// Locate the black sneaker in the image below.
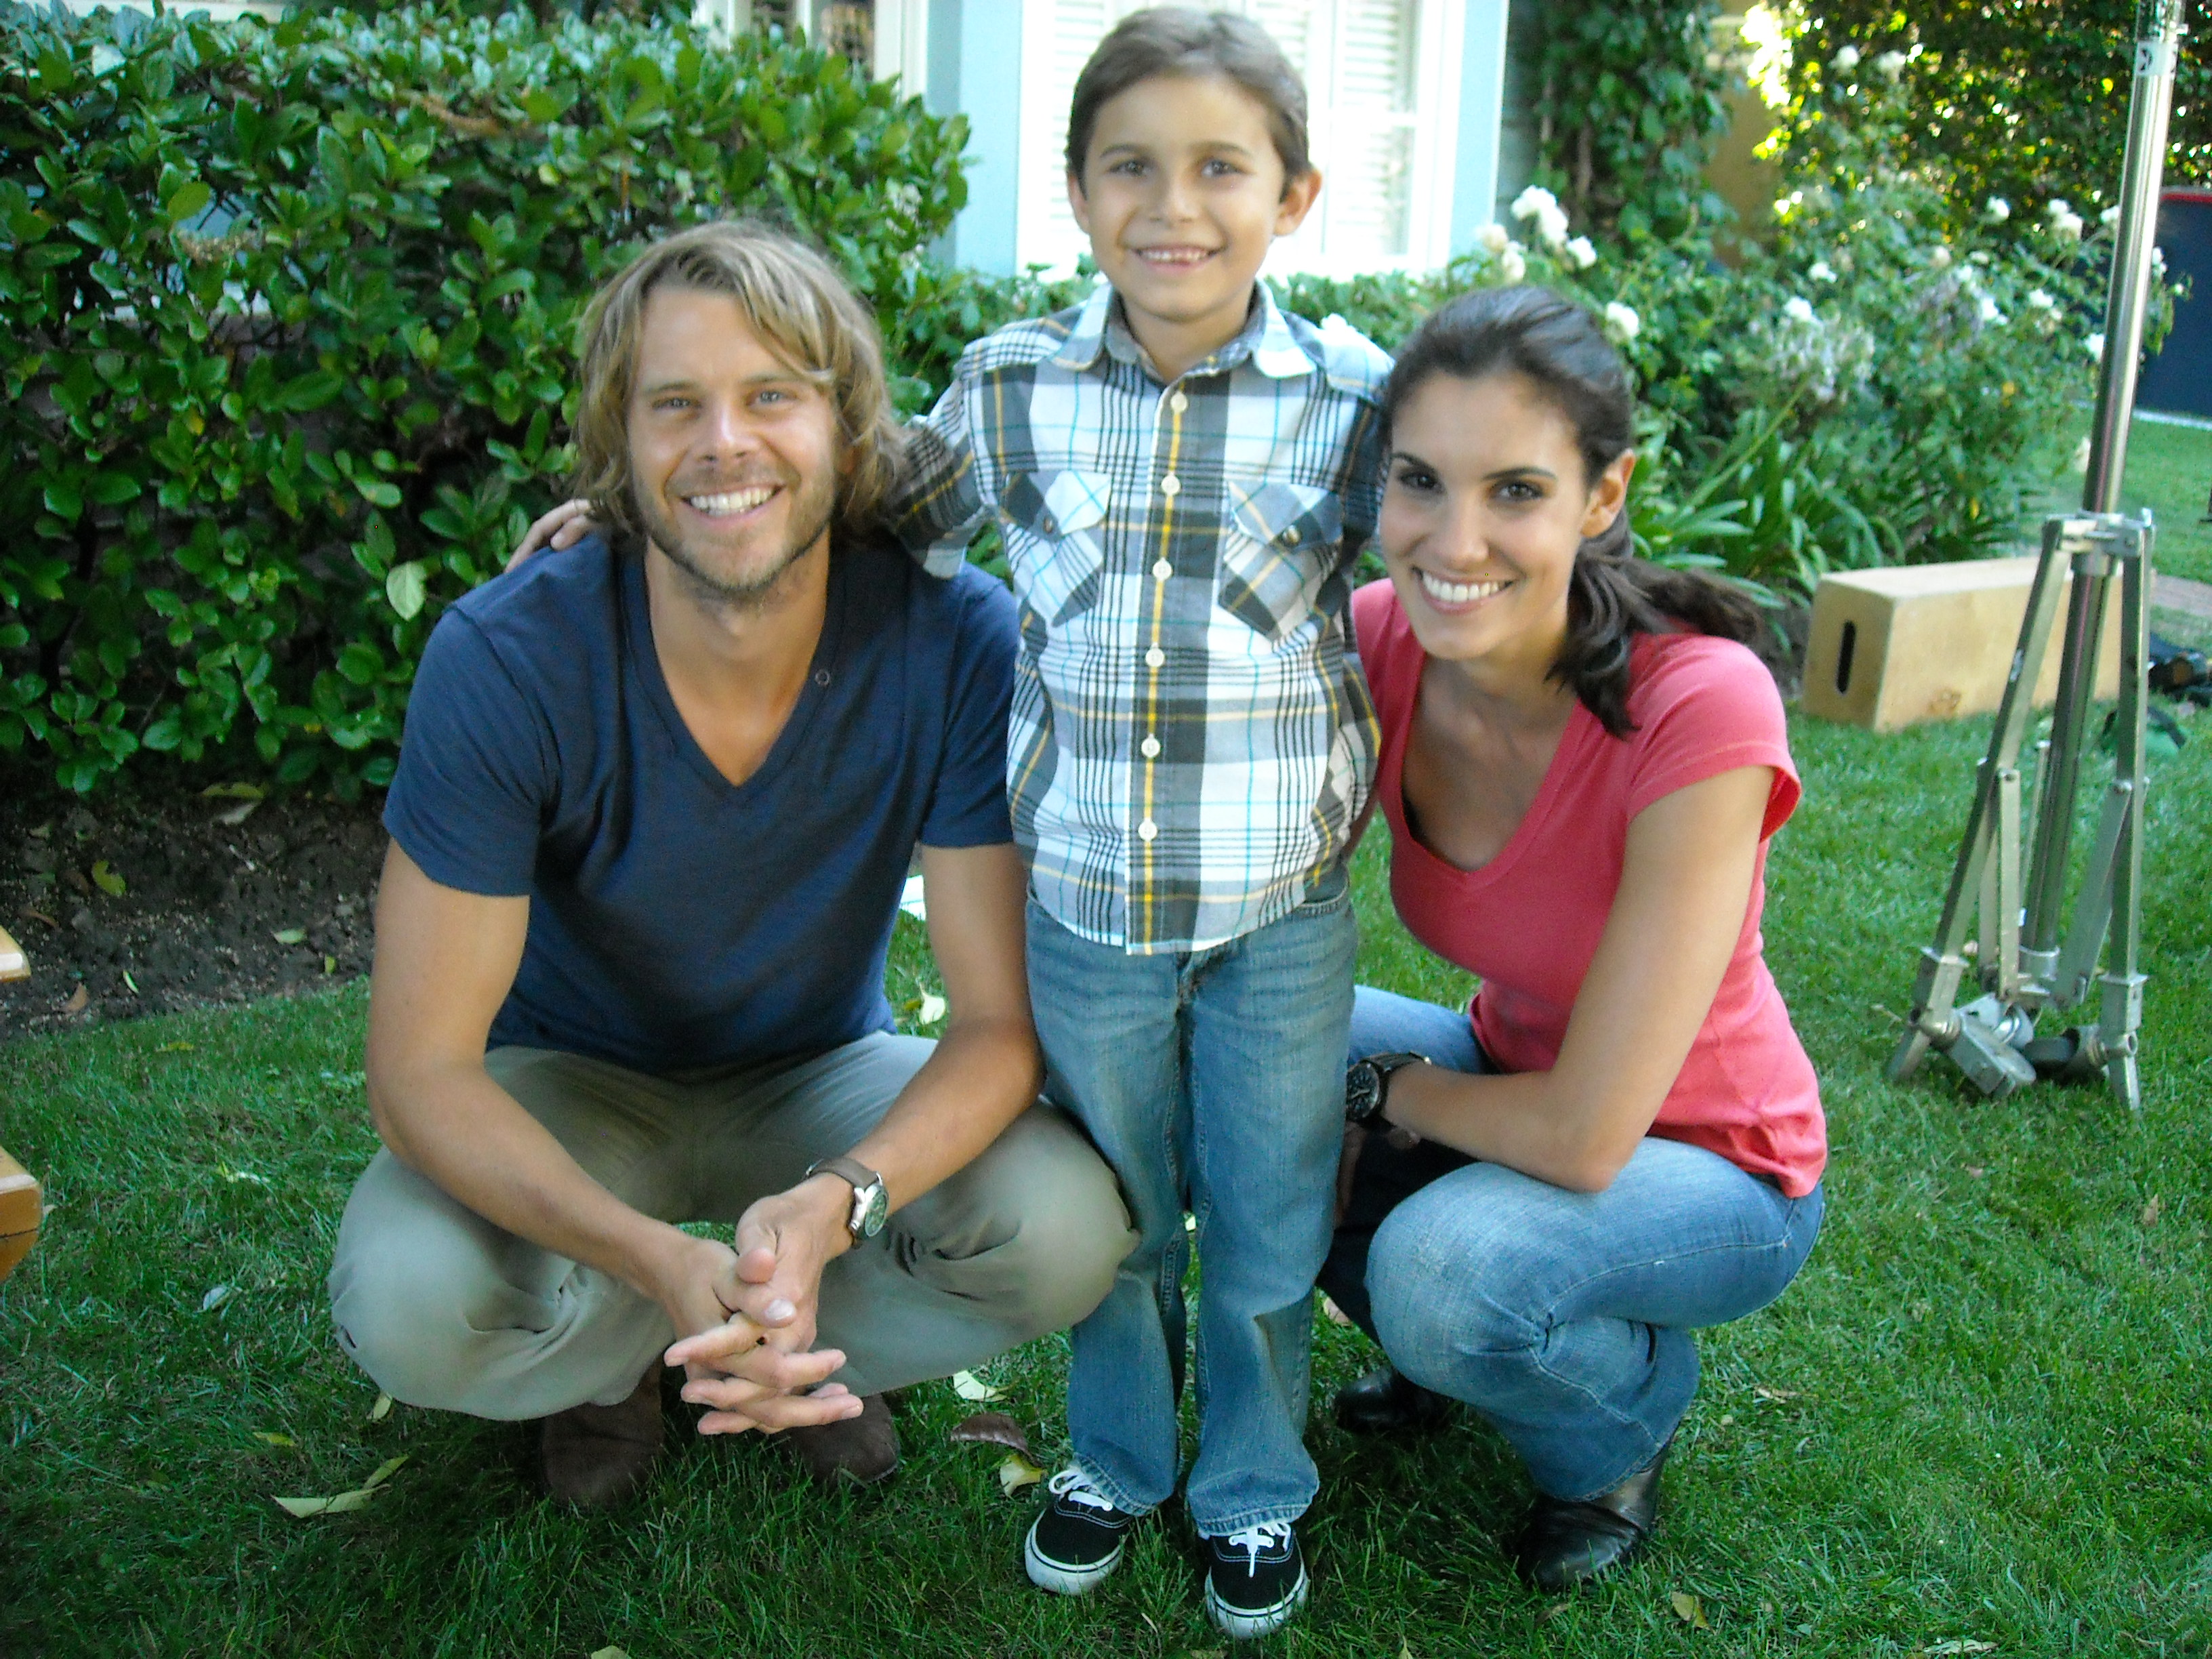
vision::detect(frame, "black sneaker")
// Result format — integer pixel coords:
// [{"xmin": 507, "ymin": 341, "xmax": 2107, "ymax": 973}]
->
[
  {"xmin": 1202, "ymin": 1520, "xmax": 1309, "ymax": 1639},
  {"xmin": 1024, "ymin": 1467, "xmax": 1143, "ymax": 1594}
]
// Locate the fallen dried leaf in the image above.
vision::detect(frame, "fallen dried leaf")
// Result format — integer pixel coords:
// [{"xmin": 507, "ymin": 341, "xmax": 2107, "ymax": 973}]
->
[
  {"xmin": 271, "ymin": 928, "xmax": 307, "ymax": 945},
  {"xmin": 367, "ymin": 1393, "xmax": 394, "ymax": 1423},
  {"xmin": 1717, "ymin": 1414, "xmax": 1735, "ymax": 1427},
  {"xmin": 1753, "ymin": 1385, "xmax": 1804, "ymax": 1404},
  {"xmin": 1671, "ymin": 1590, "xmax": 1711, "ymax": 1629},
  {"xmin": 1319, "ymin": 1293, "xmax": 1355, "ymax": 1327},
  {"xmin": 63, "ymin": 984, "xmax": 88, "ymax": 1013},
  {"xmin": 212, "ymin": 800, "xmax": 261, "ymax": 827},
  {"xmin": 274, "ymin": 1489, "xmax": 375, "ymax": 1518},
  {"xmin": 90, "ymin": 860, "xmax": 125, "ymax": 897},
  {"xmin": 252, "ymin": 1431, "xmax": 297, "ymax": 1448},
  {"xmin": 201, "ymin": 1284, "xmax": 235, "ymax": 1312},
  {"xmin": 1963, "ymin": 1166, "xmax": 1987, "ymax": 1179},
  {"xmin": 951, "ymin": 1370, "xmax": 1002, "ymax": 1402},
  {"xmin": 274, "ymin": 1454, "xmax": 409, "ymax": 1519},
  {"xmin": 948, "ymin": 1411, "xmax": 1028, "ymax": 1453},
  {"xmin": 26, "ymin": 909, "xmax": 58, "ymax": 928},
  {"xmin": 2140, "ymin": 1195, "xmax": 2162, "ymax": 1227},
  {"xmin": 1923, "ymin": 1642, "xmax": 1996, "ymax": 1656},
  {"xmin": 201, "ymin": 782, "xmax": 264, "ymax": 800},
  {"xmin": 218, "ymin": 1166, "xmax": 270, "ymax": 1187},
  {"xmin": 997, "ymin": 1453, "xmax": 1045, "ymax": 1496}
]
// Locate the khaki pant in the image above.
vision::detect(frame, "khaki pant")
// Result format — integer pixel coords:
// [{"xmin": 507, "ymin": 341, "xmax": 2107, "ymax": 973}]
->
[{"xmin": 327, "ymin": 1034, "xmax": 1135, "ymax": 1419}]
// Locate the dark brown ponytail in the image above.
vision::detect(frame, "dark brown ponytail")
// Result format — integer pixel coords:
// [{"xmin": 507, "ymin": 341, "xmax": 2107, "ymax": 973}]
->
[{"xmin": 1380, "ymin": 285, "xmax": 1776, "ymax": 737}]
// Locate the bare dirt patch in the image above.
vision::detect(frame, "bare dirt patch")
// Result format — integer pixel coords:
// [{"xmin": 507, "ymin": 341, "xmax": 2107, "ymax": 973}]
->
[{"xmin": 0, "ymin": 768, "xmax": 386, "ymax": 1042}]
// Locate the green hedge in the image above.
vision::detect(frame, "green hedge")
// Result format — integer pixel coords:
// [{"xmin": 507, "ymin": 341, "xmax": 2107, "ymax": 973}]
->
[
  {"xmin": 1, "ymin": 2, "xmax": 975, "ymax": 794},
  {"xmin": 1, "ymin": 4, "xmax": 2114, "ymax": 797}
]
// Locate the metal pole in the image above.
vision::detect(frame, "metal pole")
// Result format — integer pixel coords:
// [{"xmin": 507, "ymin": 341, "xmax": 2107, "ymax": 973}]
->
[{"xmin": 2083, "ymin": 0, "xmax": 2186, "ymax": 514}]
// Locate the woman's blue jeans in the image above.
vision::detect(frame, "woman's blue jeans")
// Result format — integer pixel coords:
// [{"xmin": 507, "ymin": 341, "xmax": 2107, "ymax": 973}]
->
[
  {"xmin": 1026, "ymin": 869, "xmax": 1357, "ymax": 1535},
  {"xmin": 1322, "ymin": 987, "xmax": 1825, "ymax": 1502}
]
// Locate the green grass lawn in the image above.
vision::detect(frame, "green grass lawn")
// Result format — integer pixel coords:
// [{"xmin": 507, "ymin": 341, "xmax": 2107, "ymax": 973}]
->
[
  {"xmin": 7, "ymin": 706, "xmax": 2212, "ymax": 1657},
  {"xmin": 2028, "ymin": 413, "xmax": 2212, "ymax": 588}
]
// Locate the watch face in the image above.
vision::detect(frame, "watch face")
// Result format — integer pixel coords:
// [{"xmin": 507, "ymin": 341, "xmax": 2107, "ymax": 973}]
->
[
  {"xmin": 1345, "ymin": 1061, "xmax": 1384, "ymax": 1124},
  {"xmin": 854, "ymin": 1182, "xmax": 890, "ymax": 1239}
]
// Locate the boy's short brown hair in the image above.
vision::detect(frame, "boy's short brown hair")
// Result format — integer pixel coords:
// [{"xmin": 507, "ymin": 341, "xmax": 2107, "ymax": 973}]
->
[
  {"xmin": 1065, "ymin": 7, "xmax": 1311, "ymax": 189},
  {"xmin": 568, "ymin": 220, "xmax": 903, "ymax": 547}
]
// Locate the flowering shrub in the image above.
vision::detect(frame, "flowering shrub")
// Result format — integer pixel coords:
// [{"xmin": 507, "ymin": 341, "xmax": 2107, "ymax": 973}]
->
[{"xmin": 0, "ymin": 7, "xmax": 2148, "ymax": 793}]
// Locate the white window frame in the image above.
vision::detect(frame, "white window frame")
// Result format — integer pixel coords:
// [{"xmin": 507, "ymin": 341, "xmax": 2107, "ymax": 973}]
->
[{"xmin": 1012, "ymin": 0, "xmax": 1462, "ymax": 280}]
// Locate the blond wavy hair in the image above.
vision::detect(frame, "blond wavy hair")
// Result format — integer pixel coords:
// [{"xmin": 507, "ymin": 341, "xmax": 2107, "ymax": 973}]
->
[{"xmin": 569, "ymin": 220, "xmax": 903, "ymax": 546}]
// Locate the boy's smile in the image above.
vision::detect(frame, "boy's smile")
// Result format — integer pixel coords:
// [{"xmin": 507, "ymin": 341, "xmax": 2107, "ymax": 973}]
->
[{"xmin": 1069, "ymin": 73, "xmax": 1321, "ymax": 382}]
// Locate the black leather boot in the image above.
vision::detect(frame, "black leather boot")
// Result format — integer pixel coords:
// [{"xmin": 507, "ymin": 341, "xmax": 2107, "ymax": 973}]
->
[
  {"xmin": 1332, "ymin": 1366, "xmax": 1454, "ymax": 1435},
  {"xmin": 1509, "ymin": 1439, "xmax": 1669, "ymax": 1591}
]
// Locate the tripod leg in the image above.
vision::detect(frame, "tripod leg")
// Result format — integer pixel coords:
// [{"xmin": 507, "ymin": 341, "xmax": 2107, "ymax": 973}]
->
[
  {"xmin": 2023, "ymin": 537, "xmax": 2114, "ymax": 971},
  {"xmin": 1889, "ymin": 518, "xmax": 2074, "ymax": 1084},
  {"xmin": 2100, "ymin": 522, "xmax": 2152, "ymax": 1111}
]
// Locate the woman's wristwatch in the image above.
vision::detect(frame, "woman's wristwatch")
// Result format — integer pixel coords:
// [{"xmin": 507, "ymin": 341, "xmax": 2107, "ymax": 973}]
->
[{"xmin": 1343, "ymin": 1051, "xmax": 1431, "ymax": 1127}]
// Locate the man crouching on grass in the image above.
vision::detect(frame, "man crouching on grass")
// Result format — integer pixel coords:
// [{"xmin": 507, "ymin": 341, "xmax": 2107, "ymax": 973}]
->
[{"xmin": 327, "ymin": 221, "xmax": 1135, "ymax": 1506}]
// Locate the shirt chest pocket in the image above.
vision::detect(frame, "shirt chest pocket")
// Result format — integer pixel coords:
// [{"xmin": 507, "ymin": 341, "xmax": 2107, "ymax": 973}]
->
[
  {"xmin": 1001, "ymin": 469, "xmax": 1111, "ymax": 628},
  {"xmin": 1217, "ymin": 481, "xmax": 1343, "ymax": 644}
]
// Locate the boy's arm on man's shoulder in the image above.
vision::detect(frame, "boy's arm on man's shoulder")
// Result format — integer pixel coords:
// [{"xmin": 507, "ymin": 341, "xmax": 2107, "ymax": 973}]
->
[{"xmin": 887, "ymin": 364, "xmax": 991, "ymax": 577}]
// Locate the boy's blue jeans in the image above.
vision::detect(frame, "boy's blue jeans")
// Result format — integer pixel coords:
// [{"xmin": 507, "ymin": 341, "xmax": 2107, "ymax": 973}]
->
[
  {"xmin": 1324, "ymin": 986, "xmax": 1825, "ymax": 1502},
  {"xmin": 1025, "ymin": 867, "xmax": 1357, "ymax": 1536}
]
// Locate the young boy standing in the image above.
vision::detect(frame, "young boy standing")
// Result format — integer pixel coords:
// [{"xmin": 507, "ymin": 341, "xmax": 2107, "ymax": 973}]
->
[{"xmin": 894, "ymin": 9, "xmax": 1390, "ymax": 1639}]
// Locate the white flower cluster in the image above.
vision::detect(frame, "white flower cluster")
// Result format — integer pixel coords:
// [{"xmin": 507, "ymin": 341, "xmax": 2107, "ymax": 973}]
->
[
  {"xmin": 1468, "ymin": 185, "xmax": 1598, "ymax": 285},
  {"xmin": 1984, "ymin": 197, "xmax": 2011, "ymax": 224},
  {"xmin": 2046, "ymin": 199, "xmax": 2085, "ymax": 241},
  {"xmin": 1873, "ymin": 49, "xmax": 1910, "ymax": 80},
  {"xmin": 1784, "ymin": 295, "xmax": 1818, "ymax": 325},
  {"xmin": 1603, "ymin": 302, "xmax": 1641, "ymax": 344},
  {"xmin": 1512, "ymin": 184, "xmax": 1572, "ymax": 252}
]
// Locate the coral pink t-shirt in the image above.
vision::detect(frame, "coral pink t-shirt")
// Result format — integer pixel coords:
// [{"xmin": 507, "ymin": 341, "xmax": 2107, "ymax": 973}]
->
[{"xmin": 1353, "ymin": 581, "xmax": 1827, "ymax": 1197}]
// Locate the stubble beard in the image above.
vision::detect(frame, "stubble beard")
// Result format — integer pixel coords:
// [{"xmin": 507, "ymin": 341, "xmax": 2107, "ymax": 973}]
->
[{"xmin": 635, "ymin": 467, "xmax": 838, "ymax": 614}]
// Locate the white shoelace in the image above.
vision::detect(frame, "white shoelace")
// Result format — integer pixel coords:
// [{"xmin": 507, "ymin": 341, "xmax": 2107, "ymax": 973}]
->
[
  {"xmin": 1046, "ymin": 1467, "xmax": 1119, "ymax": 1512},
  {"xmin": 1218, "ymin": 1519, "xmax": 1292, "ymax": 1570}
]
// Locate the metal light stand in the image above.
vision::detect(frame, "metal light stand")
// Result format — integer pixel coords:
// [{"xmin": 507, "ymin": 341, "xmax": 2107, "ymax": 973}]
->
[{"xmin": 1886, "ymin": 0, "xmax": 2184, "ymax": 1112}]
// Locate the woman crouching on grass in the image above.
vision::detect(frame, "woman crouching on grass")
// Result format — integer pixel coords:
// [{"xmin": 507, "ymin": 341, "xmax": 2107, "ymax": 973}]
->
[{"xmin": 1323, "ymin": 285, "xmax": 1828, "ymax": 1591}]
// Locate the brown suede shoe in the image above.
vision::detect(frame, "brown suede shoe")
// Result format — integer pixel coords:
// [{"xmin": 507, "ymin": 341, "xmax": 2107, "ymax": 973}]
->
[
  {"xmin": 783, "ymin": 1392, "xmax": 899, "ymax": 1487},
  {"xmin": 539, "ymin": 1367, "xmax": 664, "ymax": 1508}
]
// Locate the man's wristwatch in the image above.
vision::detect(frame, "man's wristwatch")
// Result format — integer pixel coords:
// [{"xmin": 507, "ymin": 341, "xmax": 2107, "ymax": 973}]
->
[
  {"xmin": 804, "ymin": 1155, "xmax": 889, "ymax": 1246},
  {"xmin": 1343, "ymin": 1052, "xmax": 1431, "ymax": 1128}
]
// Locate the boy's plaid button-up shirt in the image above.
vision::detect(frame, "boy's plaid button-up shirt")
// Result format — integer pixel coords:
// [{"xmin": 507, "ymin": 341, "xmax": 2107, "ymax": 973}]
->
[{"xmin": 892, "ymin": 282, "xmax": 1391, "ymax": 954}]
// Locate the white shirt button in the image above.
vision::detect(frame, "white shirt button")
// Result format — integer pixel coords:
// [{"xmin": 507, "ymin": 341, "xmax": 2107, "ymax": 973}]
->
[
  {"xmin": 1151, "ymin": 559, "xmax": 1173, "ymax": 580},
  {"xmin": 1141, "ymin": 735, "xmax": 1162, "ymax": 758},
  {"xmin": 1169, "ymin": 390, "xmax": 1189, "ymax": 414},
  {"xmin": 1159, "ymin": 473, "xmax": 1181, "ymax": 498},
  {"xmin": 1138, "ymin": 819, "xmax": 1159, "ymax": 842},
  {"xmin": 1144, "ymin": 645, "xmax": 1166, "ymax": 669}
]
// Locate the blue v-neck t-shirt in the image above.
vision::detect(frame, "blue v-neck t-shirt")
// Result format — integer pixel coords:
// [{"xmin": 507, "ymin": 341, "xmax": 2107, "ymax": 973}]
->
[{"xmin": 382, "ymin": 532, "xmax": 1017, "ymax": 1074}]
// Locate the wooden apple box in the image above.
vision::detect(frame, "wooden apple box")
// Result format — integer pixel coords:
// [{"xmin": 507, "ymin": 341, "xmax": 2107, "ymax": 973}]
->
[
  {"xmin": 1801, "ymin": 556, "xmax": 2123, "ymax": 731},
  {"xmin": 0, "ymin": 1146, "xmax": 40, "ymax": 1285}
]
